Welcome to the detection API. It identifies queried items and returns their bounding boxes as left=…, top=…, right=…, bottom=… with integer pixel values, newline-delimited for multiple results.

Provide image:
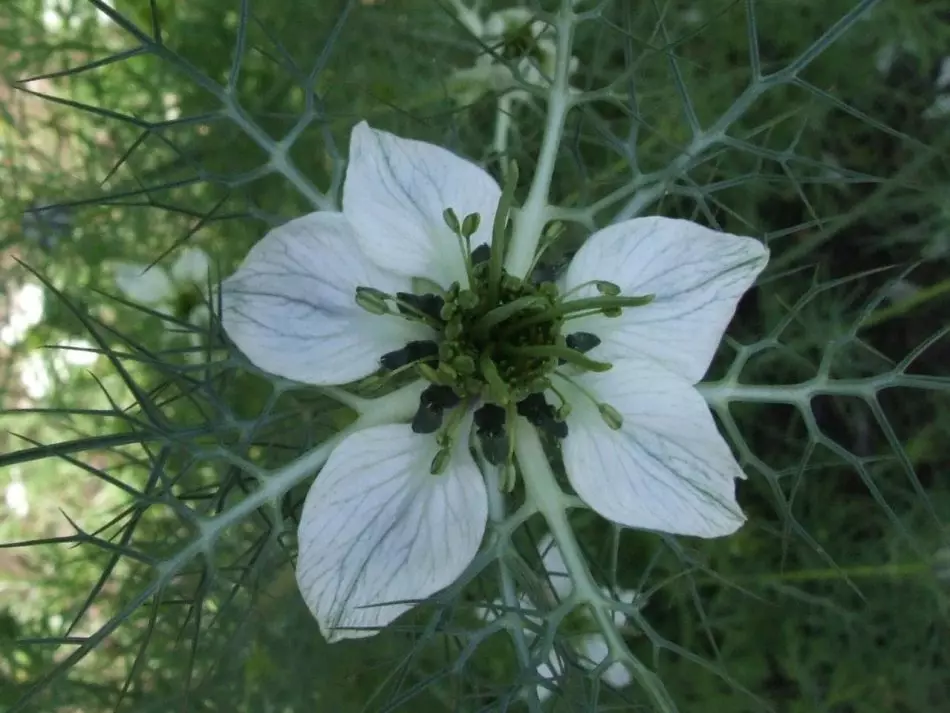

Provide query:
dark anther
left=412, top=385, right=461, bottom=434
left=422, top=384, right=461, bottom=411
left=380, top=346, right=411, bottom=371
left=380, top=340, right=439, bottom=371
left=471, top=244, right=491, bottom=266
left=566, top=332, right=601, bottom=354
left=411, top=402, right=443, bottom=434
left=474, top=403, right=506, bottom=435
left=396, top=292, right=445, bottom=322
left=406, top=340, right=440, bottom=364
left=517, top=393, right=568, bottom=440
left=516, top=393, right=548, bottom=422
left=474, top=404, right=508, bottom=465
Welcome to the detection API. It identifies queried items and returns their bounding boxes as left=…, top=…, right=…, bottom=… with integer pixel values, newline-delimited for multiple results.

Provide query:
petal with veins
left=560, top=355, right=747, bottom=537
left=343, top=122, right=500, bottom=287
left=295, top=424, right=487, bottom=642
left=222, top=211, right=429, bottom=385
left=562, top=217, right=768, bottom=383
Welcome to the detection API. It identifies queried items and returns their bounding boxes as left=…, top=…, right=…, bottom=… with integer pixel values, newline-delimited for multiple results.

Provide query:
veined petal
left=562, top=217, right=768, bottom=383
left=560, top=356, right=747, bottom=537
left=170, top=246, right=211, bottom=287
left=537, top=533, right=572, bottom=600
left=343, top=122, right=501, bottom=287
left=113, top=262, right=173, bottom=307
left=295, top=424, right=487, bottom=641
left=222, top=211, right=429, bottom=385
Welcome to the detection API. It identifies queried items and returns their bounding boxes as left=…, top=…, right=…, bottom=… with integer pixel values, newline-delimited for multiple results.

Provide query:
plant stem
left=514, top=423, right=678, bottom=713
left=504, top=0, right=576, bottom=278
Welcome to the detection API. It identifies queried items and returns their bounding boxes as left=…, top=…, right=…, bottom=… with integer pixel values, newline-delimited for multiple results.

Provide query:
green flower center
left=354, top=173, right=653, bottom=477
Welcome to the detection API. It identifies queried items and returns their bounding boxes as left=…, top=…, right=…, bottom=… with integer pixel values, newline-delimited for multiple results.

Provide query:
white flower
left=16, top=338, right=100, bottom=401
left=447, top=3, right=579, bottom=105
left=112, top=247, right=213, bottom=339
left=221, top=121, right=768, bottom=641
left=1, top=282, right=45, bottom=347
left=478, top=534, right=640, bottom=701
left=4, top=479, right=29, bottom=519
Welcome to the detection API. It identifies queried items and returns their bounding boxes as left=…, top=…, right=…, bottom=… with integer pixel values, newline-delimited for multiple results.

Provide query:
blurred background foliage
left=0, top=0, right=948, bottom=711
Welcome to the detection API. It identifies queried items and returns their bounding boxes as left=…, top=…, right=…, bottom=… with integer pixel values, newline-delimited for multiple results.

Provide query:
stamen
left=355, top=286, right=390, bottom=315
left=444, top=208, right=476, bottom=288
left=396, top=292, right=445, bottom=322
left=411, top=384, right=460, bottom=434
left=565, top=332, right=601, bottom=354
left=598, top=403, right=623, bottom=430
left=380, top=340, right=439, bottom=370
left=552, top=371, right=624, bottom=431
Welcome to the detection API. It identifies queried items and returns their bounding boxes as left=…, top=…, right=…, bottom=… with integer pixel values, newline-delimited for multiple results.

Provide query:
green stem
left=514, top=424, right=678, bottom=713
left=504, top=0, right=577, bottom=278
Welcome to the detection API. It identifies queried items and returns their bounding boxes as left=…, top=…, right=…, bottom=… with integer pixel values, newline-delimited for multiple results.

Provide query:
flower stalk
left=505, top=0, right=578, bottom=279
left=514, top=423, right=679, bottom=713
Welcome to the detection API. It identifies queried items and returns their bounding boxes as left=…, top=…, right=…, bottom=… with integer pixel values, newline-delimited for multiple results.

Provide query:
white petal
left=222, top=211, right=429, bottom=385
left=537, top=533, right=572, bottom=599
left=170, top=246, right=211, bottom=287
left=560, top=356, right=747, bottom=537
left=343, top=122, right=501, bottom=287
left=295, top=424, right=487, bottom=641
left=562, top=217, right=768, bottom=383
left=577, top=635, right=632, bottom=689
left=113, top=262, right=174, bottom=307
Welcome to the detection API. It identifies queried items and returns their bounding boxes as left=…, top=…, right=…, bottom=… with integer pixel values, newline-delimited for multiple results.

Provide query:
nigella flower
left=477, top=534, right=641, bottom=701
left=447, top=3, right=579, bottom=105
left=221, top=122, right=768, bottom=641
left=112, top=246, right=213, bottom=343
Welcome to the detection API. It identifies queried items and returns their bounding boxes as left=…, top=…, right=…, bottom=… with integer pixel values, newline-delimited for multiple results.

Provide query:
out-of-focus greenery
left=1, top=0, right=948, bottom=711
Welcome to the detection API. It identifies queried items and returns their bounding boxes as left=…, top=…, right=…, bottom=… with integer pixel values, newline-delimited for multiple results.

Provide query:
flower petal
left=562, top=217, right=768, bottom=383
left=537, top=533, right=572, bottom=599
left=295, top=424, right=487, bottom=641
left=113, top=262, right=173, bottom=307
left=560, top=356, right=747, bottom=537
left=170, top=246, right=211, bottom=287
left=222, top=211, right=429, bottom=385
left=343, top=122, right=501, bottom=287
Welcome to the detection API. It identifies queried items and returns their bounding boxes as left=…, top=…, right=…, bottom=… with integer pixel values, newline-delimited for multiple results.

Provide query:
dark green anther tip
left=471, top=243, right=491, bottom=265
left=566, top=332, right=602, bottom=354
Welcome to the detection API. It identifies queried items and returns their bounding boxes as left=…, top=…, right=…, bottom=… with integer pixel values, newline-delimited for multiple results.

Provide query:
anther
left=355, top=287, right=390, bottom=315
left=595, top=281, right=621, bottom=296
left=461, top=212, right=481, bottom=238
left=598, top=403, right=623, bottom=430
left=396, top=292, right=444, bottom=321
left=443, top=207, right=461, bottom=234
left=565, top=332, right=601, bottom=354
